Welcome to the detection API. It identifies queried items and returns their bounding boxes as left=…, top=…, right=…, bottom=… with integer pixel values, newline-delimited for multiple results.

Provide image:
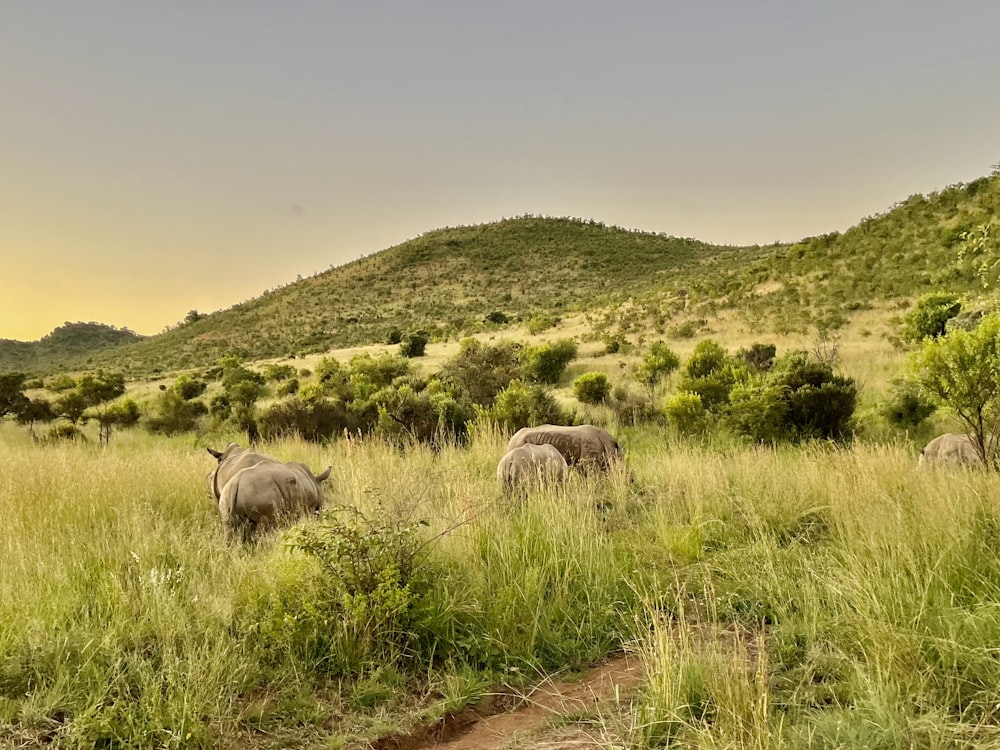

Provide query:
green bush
left=438, top=338, right=522, bottom=406
left=573, top=372, right=611, bottom=405
left=728, top=352, right=857, bottom=442
left=678, top=340, right=742, bottom=412
left=259, top=397, right=355, bottom=442
left=277, top=378, right=300, bottom=397
left=373, top=381, right=471, bottom=446
left=900, top=292, right=961, bottom=343
left=171, top=374, right=206, bottom=400
left=386, top=328, right=403, bottom=345
left=146, top=392, right=208, bottom=435
left=727, top=381, right=789, bottom=443
left=664, top=391, right=708, bottom=435
left=263, top=363, right=297, bottom=382
left=521, top=339, right=578, bottom=385
left=480, top=379, right=568, bottom=431
left=881, top=381, right=937, bottom=430
left=735, top=343, right=777, bottom=372
left=399, top=330, right=430, bottom=358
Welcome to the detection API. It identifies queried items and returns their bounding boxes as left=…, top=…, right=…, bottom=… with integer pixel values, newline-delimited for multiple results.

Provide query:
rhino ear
left=207, top=447, right=223, bottom=460
left=314, top=466, right=332, bottom=483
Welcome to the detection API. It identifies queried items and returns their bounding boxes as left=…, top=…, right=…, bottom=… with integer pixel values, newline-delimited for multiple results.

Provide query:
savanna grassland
left=3, top=166, right=1000, bottom=748
left=4, top=416, right=1000, bottom=748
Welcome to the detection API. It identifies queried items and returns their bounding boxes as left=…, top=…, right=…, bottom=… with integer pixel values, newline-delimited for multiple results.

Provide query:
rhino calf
left=507, top=424, right=623, bottom=472
left=497, top=443, right=568, bottom=493
left=917, top=433, right=984, bottom=469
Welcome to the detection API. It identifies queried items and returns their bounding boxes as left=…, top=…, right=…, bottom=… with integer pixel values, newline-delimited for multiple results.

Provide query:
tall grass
left=4, top=423, right=1000, bottom=747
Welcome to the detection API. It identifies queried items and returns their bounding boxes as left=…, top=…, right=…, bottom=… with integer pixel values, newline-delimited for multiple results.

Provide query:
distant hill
left=7, top=166, right=999, bottom=376
left=84, top=218, right=752, bottom=373
left=0, top=322, right=144, bottom=373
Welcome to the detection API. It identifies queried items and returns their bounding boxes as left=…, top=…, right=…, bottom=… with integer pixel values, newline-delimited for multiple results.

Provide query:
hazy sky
left=3, top=1, right=999, bottom=341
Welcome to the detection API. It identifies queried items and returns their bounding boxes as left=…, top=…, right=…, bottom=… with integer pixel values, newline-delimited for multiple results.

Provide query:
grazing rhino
left=218, top=460, right=332, bottom=543
left=917, top=433, right=983, bottom=468
left=506, top=424, right=623, bottom=472
left=206, top=442, right=281, bottom=503
left=497, top=443, right=568, bottom=493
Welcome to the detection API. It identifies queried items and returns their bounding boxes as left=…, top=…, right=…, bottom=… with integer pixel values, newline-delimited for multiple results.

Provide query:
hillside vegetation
left=3, top=168, right=998, bottom=377
left=0, top=322, right=143, bottom=373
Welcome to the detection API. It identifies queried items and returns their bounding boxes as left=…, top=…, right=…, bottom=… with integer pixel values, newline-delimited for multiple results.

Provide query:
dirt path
left=374, top=653, right=644, bottom=750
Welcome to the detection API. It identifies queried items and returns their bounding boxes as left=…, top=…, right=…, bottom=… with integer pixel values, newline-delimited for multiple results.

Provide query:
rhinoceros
left=506, top=424, right=623, bottom=472
left=496, top=443, right=568, bottom=493
left=206, top=442, right=281, bottom=503
left=917, top=433, right=984, bottom=468
left=217, top=460, right=332, bottom=543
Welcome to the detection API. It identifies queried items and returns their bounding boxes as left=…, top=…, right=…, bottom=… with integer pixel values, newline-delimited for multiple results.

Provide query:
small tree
left=911, top=313, right=1000, bottom=465
left=16, top=398, right=55, bottom=439
left=0, top=373, right=29, bottom=419
left=77, top=371, right=127, bottom=445
left=636, top=341, right=680, bottom=391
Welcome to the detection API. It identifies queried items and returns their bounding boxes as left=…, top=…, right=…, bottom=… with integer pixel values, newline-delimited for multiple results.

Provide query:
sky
left=3, top=1, right=999, bottom=342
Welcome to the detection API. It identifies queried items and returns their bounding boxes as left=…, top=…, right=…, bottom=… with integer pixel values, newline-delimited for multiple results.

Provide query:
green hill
left=5, top=167, right=998, bottom=376
left=84, top=218, right=751, bottom=373
left=0, top=322, right=144, bottom=374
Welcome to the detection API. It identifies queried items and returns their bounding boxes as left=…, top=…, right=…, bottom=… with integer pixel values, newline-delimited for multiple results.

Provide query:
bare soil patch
left=373, top=653, right=644, bottom=750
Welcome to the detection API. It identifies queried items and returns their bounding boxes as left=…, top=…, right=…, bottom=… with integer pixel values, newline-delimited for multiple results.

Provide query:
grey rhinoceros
left=206, top=442, right=282, bottom=503
left=496, top=443, right=568, bottom=493
left=207, top=443, right=331, bottom=542
left=917, top=433, right=984, bottom=468
left=506, top=424, right=623, bottom=472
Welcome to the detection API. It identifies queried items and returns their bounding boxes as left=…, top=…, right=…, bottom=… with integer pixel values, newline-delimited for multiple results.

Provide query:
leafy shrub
left=485, top=311, right=509, bottom=325
left=526, top=313, right=560, bottom=334
left=521, top=339, right=578, bottom=385
left=349, top=353, right=411, bottom=389
left=609, top=385, right=659, bottom=425
left=663, top=391, right=707, bottom=435
left=263, top=363, right=297, bottom=382
left=283, top=506, right=432, bottom=672
left=399, top=330, right=430, bottom=358
left=277, top=378, right=300, bottom=397
left=669, top=319, right=708, bottom=339
left=735, top=343, right=777, bottom=372
left=373, top=381, right=471, bottom=446
left=386, top=328, right=403, bottom=345
left=573, top=372, right=611, bottom=405
left=480, top=379, right=568, bottom=431
left=900, top=292, right=961, bottom=343
left=438, top=338, right=522, bottom=406
left=260, top=397, right=355, bottom=442
left=602, top=333, right=629, bottom=355
left=46, top=374, right=77, bottom=392
left=881, top=381, right=937, bottom=430
left=678, top=340, right=742, bottom=412
left=727, top=381, right=789, bottom=443
left=146, top=392, right=208, bottom=435
left=171, top=374, right=206, bottom=400
left=728, top=352, right=857, bottom=442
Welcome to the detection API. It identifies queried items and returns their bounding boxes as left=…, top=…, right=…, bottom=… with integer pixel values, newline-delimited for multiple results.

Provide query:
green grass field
left=3, top=417, right=1000, bottom=748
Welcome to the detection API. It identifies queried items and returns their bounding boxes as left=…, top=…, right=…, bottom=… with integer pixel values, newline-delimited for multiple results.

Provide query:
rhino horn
left=207, top=447, right=224, bottom=460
